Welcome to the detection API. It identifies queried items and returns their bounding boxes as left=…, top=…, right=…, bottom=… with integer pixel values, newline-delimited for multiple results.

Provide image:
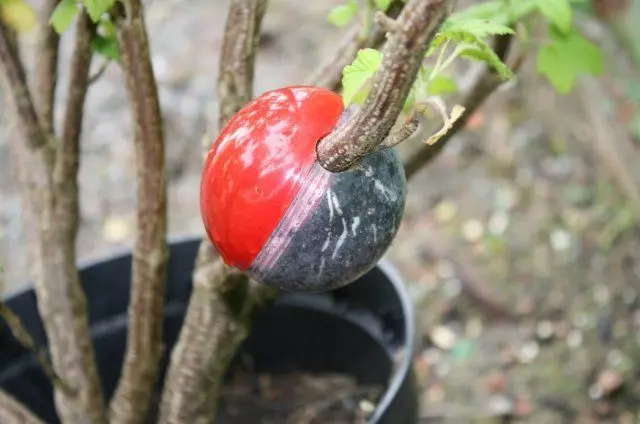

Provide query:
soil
left=2, top=0, right=640, bottom=423
left=218, top=371, right=381, bottom=424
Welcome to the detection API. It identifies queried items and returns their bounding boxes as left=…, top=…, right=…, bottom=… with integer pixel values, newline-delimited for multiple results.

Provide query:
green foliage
left=341, top=48, right=382, bottom=106
left=536, top=28, right=603, bottom=93
left=335, top=0, right=606, bottom=114
left=47, top=0, right=121, bottom=61
left=536, top=0, right=573, bottom=34
left=429, top=30, right=516, bottom=81
left=84, top=0, right=116, bottom=22
left=427, top=75, right=458, bottom=95
left=50, top=0, right=79, bottom=34
left=374, top=0, right=393, bottom=12
left=328, top=0, right=358, bottom=27
left=91, top=33, right=120, bottom=62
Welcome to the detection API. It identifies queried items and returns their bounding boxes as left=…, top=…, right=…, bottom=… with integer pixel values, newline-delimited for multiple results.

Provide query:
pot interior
left=0, top=237, right=411, bottom=423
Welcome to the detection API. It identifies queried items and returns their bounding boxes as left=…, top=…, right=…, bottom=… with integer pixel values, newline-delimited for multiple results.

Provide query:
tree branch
left=0, top=390, right=44, bottom=424
left=159, top=248, right=273, bottom=424
left=217, top=0, right=268, bottom=126
left=316, top=0, right=450, bottom=173
left=0, top=16, right=107, bottom=424
left=306, top=0, right=405, bottom=91
left=34, top=0, right=60, bottom=134
left=403, top=34, right=520, bottom=180
left=109, top=1, right=169, bottom=423
left=55, top=11, right=94, bottom=253
left=159, top=1, right=274, bottom=422
left=0, top=300, right=71, bottom=393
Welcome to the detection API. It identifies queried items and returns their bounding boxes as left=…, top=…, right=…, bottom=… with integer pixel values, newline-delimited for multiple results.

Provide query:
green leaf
left=98, top=18, right=116, bottom=37
left=374, top=0, right=393, bottom=11
left=328, top=0, right=358, bottom=27
left=50, top=0, right=79, bottom=34
left=341, top=48, right=383, bottom=106
left=83, top=0, right=115, bottom=22
left=536, top=0, right=572, bottom=34
left=428, top=75, right=458, bottom=95
left=430, top=31, right=515, bottom=80
left=445, top=0, right=538, bottom=27
left=91, top=34, right=120, bottom=61
left=536, top=30, right=604, bottom=93
left=440, top=18, right=515, bottom=38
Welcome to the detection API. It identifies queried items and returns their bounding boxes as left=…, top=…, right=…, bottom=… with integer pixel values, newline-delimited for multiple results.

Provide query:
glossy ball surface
left=200, top=85, right=407, bottom=292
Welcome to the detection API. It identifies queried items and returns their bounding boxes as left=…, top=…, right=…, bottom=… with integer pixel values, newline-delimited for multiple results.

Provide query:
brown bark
left=159, top=246, right=273, bottom=424
left=0, top=12, right=107, bottom=424
left=403, top=34, right=519, bottom=179
left=34, top=0, right=60, bottom=134
left=0, top=300, right=70, bottom=392
left=158, top=1, right=275, bottom=423
left=307, top=0, right=405, bottom=91
left=316, top=0, right=450, bottom=173
left=109, top=1, right=169, bottom=423
left=0, top=390, right=45, bottom=424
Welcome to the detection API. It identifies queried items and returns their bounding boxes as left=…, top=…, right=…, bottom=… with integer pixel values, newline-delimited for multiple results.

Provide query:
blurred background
left=1, top=0, right=640, bottom=422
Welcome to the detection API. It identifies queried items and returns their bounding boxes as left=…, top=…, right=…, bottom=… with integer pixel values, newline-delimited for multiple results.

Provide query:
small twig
left=109, top=0, right=169, bottom=422
left=306, top=1, right=405, bottom=91
left=159, top=2, right=274, bottom=422
left=403, top=33, right=521, bottom=179
left=316, top=0, right=450, bottom=173
left=88, top=59, right=111, bottom=85
left=0, top=300, right=72, bottom=394
left=34, top=0, right=61, bottom=135
left=0, top=389, right=44, bottom=424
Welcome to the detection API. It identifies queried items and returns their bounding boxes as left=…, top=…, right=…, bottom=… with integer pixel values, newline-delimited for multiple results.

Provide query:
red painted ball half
left=200, top=85, right=344, bottom=270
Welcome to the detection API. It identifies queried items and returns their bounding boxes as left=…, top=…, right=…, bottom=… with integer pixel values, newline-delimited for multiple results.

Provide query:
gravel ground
left=1, top=0, right=640, bottom=422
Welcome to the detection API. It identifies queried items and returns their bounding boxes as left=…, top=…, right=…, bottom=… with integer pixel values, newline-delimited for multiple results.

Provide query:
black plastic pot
left=0, top=237, right=417, bottom=423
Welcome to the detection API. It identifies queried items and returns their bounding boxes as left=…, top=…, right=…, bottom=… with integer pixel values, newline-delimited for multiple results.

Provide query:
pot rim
left=367, top=257, right=415, bottom=423
left=1, top=234, right=416, bottom=423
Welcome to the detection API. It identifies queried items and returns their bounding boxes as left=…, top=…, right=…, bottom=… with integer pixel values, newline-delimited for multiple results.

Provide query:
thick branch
left=0, top=390, right=44, bottom=424
left=307, top=0, right=405, bottom=91
left=217, top=0, right=268, bottom=125
left=34, top=0, right=60, bottom=134
left=159, top=248, right=273, bottom=424
left=109, top=1, right=168, bottom=423
left=316, top=0, right=449, bottom=172
left=403, top=34, right=519, bottom=180
left=159, top=1, right=272, bottom=422
left=0, top=17, right=107, bottom=424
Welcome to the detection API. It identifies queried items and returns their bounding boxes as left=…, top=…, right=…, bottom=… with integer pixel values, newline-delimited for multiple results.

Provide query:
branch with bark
left=159, top=2, right=275, bottom=422
left=108, top=1, right=169, bottom=423
left=403, top=33, right=522, bottom=179
left=0, top=390, right=45, bottom=424
left=0, top=300, right=71, bottom=392
left=316, top=0, right=450, bottom=172
left=34, top=0, right=60, bottom=134
left=0, top=9, right=106, bottom=423
left=307, top=0, right=405, bottom=91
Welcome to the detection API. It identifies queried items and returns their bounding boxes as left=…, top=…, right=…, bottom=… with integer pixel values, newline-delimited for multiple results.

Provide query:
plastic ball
left=200, top=85, right=406, bottom=292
